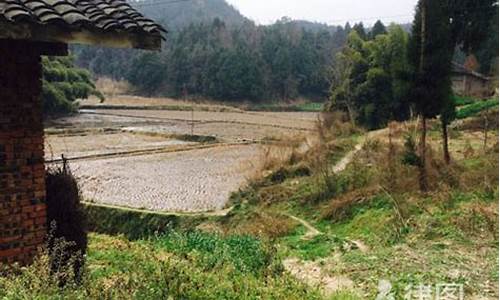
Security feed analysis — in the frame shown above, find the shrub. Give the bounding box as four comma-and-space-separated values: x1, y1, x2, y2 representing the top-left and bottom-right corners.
401, 133, 421, 166
268, 165, 311, 184
236, 213, 296, 238
42, 56, 104, 116
45, 160, 87, 283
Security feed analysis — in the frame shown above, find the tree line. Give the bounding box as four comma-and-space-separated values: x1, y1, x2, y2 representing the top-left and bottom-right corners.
328, 21, 411, 129
328, 0, 497, 191
74, 19, 360, 102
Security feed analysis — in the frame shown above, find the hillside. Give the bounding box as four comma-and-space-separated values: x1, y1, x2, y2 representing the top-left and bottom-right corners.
2, 108, 498, 299
131, 0, 248, 30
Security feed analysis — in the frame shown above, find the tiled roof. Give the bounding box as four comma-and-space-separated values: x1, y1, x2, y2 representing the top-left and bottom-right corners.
452, 62, 489, 81
0, 0, 165, 49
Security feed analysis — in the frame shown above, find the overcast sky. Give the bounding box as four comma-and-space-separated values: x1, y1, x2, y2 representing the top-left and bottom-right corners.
226, 0, 419, 26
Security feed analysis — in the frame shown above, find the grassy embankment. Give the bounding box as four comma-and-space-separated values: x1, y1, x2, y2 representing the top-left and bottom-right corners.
213, 108, 498, 298
1, 108, 498, 299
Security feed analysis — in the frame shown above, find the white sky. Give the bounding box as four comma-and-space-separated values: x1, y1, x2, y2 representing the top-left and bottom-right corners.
226, 0, 419, 26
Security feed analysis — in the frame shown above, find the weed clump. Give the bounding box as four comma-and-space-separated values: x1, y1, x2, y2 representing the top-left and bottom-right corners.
45, 160, 87, 284
229, 211, 297, 238
152, 231, 275, 274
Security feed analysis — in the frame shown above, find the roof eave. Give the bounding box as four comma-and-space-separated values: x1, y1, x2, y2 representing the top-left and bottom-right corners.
0, 21, 162, 51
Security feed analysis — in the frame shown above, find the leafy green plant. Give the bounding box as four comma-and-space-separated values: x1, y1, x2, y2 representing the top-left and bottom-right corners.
456, 98, 499, 119
152, 231, 273, 274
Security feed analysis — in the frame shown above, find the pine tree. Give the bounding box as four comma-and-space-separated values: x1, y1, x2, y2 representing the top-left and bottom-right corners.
352, 23, 367, 40
370, 20, 387, 39
408, 0, 454, 191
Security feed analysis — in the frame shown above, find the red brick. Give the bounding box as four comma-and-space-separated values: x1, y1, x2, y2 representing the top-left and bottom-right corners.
0, 43, 45, 265
0, 248, 22, 258
0, 235, 21, 244
22, 206, 34, 213
34, 217, 45, 225
22, 219, 34, 227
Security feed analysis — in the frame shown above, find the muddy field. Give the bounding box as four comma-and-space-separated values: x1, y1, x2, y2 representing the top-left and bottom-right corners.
45, 99, 318, 212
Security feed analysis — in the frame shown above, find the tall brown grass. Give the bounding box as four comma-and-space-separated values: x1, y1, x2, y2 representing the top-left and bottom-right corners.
95, 77, 131, 98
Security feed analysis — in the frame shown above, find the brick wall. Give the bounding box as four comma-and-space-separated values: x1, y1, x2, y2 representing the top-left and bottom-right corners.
0, 41, 46, 264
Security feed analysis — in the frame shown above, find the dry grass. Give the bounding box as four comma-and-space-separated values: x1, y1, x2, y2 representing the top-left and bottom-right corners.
95, 77, 131, 97
259, 135, 307, 171
455, 108, 499, 131
316, 111, 362, 140
226, 211, 297, 238
321, 186, 381, 221
258, 185, 295, 205
320, 113, 499, 225
454, 200, 499, 239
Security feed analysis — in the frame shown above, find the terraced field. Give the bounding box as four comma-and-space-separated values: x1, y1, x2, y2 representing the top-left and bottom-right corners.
45, 98, 318, 212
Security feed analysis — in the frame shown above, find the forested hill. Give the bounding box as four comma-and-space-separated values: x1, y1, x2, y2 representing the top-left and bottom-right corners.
71, 0, 410, 103
130, 0, 248, 30
73, 0, 353, 102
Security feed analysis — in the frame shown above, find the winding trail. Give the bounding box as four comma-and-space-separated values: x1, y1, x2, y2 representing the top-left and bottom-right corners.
285, 129, 387, 239
283, 129, 386, 295
286, 214, 322, 239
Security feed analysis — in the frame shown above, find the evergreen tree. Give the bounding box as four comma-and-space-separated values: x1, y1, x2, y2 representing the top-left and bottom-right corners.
42, 56, 103, 115
408, 0, 497, 177
370, 20, 387, 39
352, 23, 367, 40
408, 0, 454, 190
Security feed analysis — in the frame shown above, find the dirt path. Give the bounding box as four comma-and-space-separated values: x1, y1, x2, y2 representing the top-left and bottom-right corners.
283, 258, 354, 296
47, 141, 255, 163
333, 128, 387, 173
283, 130, 384, 295
286, 214, 322, 239
287, 129, 387, 238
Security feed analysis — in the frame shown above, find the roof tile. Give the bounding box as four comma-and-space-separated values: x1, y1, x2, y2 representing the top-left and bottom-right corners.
1, 0, 165, 37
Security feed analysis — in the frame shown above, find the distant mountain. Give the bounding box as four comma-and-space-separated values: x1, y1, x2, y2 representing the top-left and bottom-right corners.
129, 0, 249, 30
287, 20, 344, 34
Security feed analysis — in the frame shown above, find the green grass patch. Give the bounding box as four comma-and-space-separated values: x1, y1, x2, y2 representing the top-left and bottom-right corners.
329, 290, 363, 300
149, 231, 273, 274
281, 232, 345, 261
250, 102, 324, 112
0, 233, 321, 299
330, 208, 399, 247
